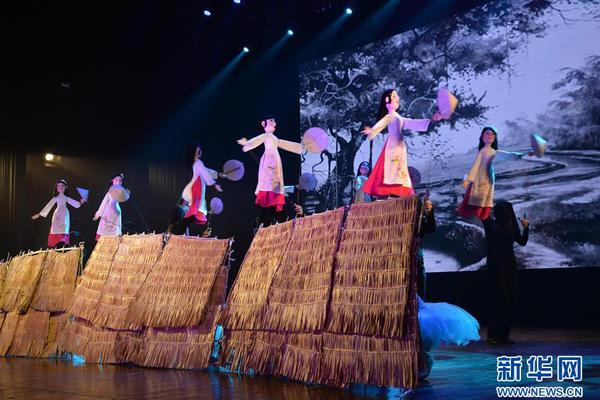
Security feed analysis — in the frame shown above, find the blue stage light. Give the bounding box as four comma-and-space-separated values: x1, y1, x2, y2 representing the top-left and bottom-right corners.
243, 46, 250, 53
345, 7, 353, 15
287, 29, 294, 36
233, 0, 241, 4
203, 10, 211, 16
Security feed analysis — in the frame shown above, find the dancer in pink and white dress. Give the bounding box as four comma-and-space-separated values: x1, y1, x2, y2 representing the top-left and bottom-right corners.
362, 89, 441, 198
237, 116, 301, 227
31, 179, 85, 247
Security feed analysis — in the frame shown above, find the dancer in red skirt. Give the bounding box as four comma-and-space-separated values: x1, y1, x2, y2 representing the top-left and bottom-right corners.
31, 179, 85, 247
362, 89, 441, 198
237, 116, 301, 227
181, 144, 222, 229
457, 127, 522, 220
457, 127, 498, 219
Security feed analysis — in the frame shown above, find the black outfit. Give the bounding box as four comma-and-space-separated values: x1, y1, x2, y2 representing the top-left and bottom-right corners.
483, 217, 529, 343
257, 188, 305, 229
416, 199, 436, 380
257, 206, 288, 228
167, 204, 189, 235
416, 200, 436, 299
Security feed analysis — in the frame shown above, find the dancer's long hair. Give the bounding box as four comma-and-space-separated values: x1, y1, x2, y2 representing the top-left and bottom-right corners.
52, 179, 69, 197
356, 161, 371, 178
478, 126, 499, 150
186, 142, 202, 168
107, 173, 125, 190
377, 89, 396, 121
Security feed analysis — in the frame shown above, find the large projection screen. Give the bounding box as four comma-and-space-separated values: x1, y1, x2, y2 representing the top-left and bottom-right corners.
299, 0, 600, 271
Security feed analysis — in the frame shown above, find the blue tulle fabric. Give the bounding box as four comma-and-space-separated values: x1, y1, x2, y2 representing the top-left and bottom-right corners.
418, 296, 480, 350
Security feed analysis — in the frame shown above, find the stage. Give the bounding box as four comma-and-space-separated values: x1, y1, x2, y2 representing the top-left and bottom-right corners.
1, 328, 597, 399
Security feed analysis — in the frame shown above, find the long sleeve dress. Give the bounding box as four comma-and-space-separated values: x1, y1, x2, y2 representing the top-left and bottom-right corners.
242, 132, 302, 211
37, 193, 81, 247
95, 192, 121, 238
457, 146, 496, 219
457, 147, 521, 220
182, 159, 218, 224
362, 111, 431, 197
483, 217, 529, 342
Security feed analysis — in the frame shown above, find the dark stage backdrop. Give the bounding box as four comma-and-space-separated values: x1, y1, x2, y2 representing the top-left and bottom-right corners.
299, 0, 600, 271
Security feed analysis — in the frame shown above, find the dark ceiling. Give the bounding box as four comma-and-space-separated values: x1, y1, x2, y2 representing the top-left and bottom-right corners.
5, 0, 488, 157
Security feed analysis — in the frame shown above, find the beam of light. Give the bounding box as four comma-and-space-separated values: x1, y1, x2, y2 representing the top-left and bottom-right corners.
203, 9, 211, 17
339, 0, 401, 49
142, 49, 248, 156
287, 29, 294, 36
243, 46, 250, 53
345, 7, 353, 15
294, 10, 352, 63
45, 153, 55, 161
232, 31, 293, 85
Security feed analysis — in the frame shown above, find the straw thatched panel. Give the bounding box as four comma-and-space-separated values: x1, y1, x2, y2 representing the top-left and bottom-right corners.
219, 221, 293, 331
92, 234, 163, 330
9, 310, 50, 357
0, 311, 19, 355
68, 236, 121, 321
264, 208, 345, 333
31, 248, 80, 312
127, 236, 229, 328
0, 253, 47, 313
326, 198, 419, 338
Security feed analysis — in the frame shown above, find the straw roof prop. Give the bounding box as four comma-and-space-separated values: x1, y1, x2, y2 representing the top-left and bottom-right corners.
322, 198, 420, 389
326, 198, 418, 338
219, 221, 294, 331
31, 248, 80, 312
0, 253, 47, 313
120, 264, 230, 369
276, 333, 324, 383
0, 312, 19, 355
127, 236, 230, 328
68, 236, 121, 321
43, 313, 69, 357
263, 208, 344, 334
92, 234, 163, 330
57, 317, 93, 357
83, 325, 123, 363
0, 262, 7, 300
9, 310, 50, 357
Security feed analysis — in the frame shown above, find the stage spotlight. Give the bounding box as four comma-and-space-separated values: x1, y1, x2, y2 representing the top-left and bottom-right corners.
287, 29, 294, 36
233, 0, 241, 3
345, 7, 353, 15
45, 153, 55, 161
243, 46, 250, 53
203, 9, 211, 16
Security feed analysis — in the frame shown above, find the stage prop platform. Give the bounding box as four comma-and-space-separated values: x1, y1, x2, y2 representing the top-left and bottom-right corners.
219, 197, 422, 389
2, 198, 423, 390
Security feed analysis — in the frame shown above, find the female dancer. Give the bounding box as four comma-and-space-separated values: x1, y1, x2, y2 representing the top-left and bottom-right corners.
31, 179, 85, 247
457, 126, 522, 219
362, 89, 441, 197
353, 161, 372, 204
181, 143, 222, 228
94, 173, 126, 239
237, 116, 301, 227
483, 201, 529, 344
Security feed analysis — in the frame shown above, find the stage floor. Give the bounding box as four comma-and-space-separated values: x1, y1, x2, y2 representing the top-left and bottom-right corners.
1, 328, 598, 400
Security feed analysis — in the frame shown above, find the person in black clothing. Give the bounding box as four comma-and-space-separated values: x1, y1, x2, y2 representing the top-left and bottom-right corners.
167, 198, 190, 235
416, 195, 436, 299
483, 200, 529, 345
